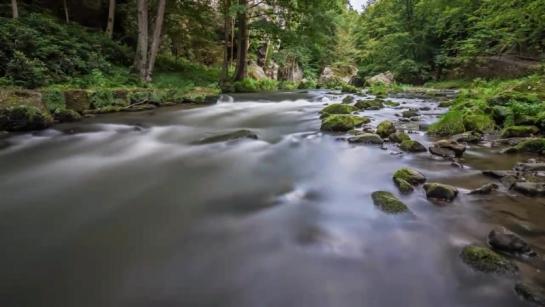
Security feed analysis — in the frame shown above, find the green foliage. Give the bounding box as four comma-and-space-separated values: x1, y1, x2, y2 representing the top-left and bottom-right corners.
429, 110, 466, 136
231, 78, 279, 93
0, 13, 131, 88
41, 89, 66, 113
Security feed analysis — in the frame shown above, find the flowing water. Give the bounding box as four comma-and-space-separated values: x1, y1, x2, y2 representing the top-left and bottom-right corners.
0, 90, 544, 307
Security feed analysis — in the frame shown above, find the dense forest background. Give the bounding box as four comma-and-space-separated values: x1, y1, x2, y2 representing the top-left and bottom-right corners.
1, 0, 543, 91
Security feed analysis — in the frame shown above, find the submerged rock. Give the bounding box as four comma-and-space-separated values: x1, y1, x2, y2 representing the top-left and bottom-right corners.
460, 245, 518, 275
468, 183, 499, 195
513, 182, 545, 197
488, 228, 536, 257
347, 133, 384, 145
423, 182, 458, 202
195, 130, 258, 144
400, 140, 427, 153
321, 115, 369, 132
482, 170, 517, 179
371, 191, 410, 214
376, 120, 396, 138
515, 282, 545, 306
389, 131, 411, 143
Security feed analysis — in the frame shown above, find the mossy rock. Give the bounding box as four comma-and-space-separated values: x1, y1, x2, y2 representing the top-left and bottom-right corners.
423, 182, 458, 202
400, 140, 427, 153
321, 115, 369, 132
394, 168, 426, 186
501, 125, 539, 138
508, 138, 545, 154
0, 105, 53, 131
460, 245, 518, 275
348, 133, 384, 145
320, 104, 357, 116
394, 177, 414, 193
376, 120, 396, 138
342, 96, 356, 104
389, 131, 411, 143
371, 191, 410, 214
515, 282, 545, 306
53, 109, 82, 122
355, 99, 384, 110
384, 100, 400, 107
402, 109, 419, 118
64, 90, 90, 112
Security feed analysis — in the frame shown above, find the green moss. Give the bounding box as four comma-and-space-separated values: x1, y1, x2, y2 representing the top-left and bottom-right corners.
389, 131, 411, 143
320, 104, 357, 116
321, 115, 369, 132
347, 133, 384, 144
53, 109, 82, 122
41, 89, 66, 112
371, 191, 410, 214
0, 105, 53, 131
463, 113, 495, 133
355, 99, 384, 110
429, 110, 466, 136
400, 140, 427, 152
393, 177, 414, 193
513, 138, 545, 153
500, 125, 540, 138
376, 120, 396, 138
460, 245, 518, 275
423, 182, 458, 201
341, 84, 360, 93
393, 168, 426, 185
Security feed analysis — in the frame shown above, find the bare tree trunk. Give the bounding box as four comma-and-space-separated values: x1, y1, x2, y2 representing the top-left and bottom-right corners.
221, 0, 231, 83
135, 0, 149, 81
145, 0, 166, 82
63, 0, 69, 23
106, 0, 116, 38
234, 0, 249, 81
11, 0, 18, 18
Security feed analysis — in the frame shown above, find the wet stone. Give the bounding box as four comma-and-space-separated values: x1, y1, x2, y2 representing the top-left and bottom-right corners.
513, 182, 545, 197
371, 191, 410, 214
488, 228, 537, 257
423, 182, 458, 202
468, 183, 499, 195
347, 133, 384, 145
515, 282, 545, 306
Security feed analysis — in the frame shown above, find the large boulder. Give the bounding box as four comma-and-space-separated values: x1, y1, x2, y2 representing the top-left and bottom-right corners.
321, 115, 369, 132
247, 61, 268, 80
319, 65, 358, 85
366, 71, 395, 85
371, 191, 410, 214
460, 245, 518, 275
376, 120, 396, 138
423, 182, 458, 202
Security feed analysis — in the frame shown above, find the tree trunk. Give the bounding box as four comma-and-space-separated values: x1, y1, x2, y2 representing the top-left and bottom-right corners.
234, 0, 249, 81
135, 0, 149, 81
145, 0, 166, 82
221, 0, 231, 83
106, 0, 116, 38
63, 0, 70, 23
11, 0, 18, 18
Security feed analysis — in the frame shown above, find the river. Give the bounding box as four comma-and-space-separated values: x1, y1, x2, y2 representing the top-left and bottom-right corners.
0, 90, 543, 306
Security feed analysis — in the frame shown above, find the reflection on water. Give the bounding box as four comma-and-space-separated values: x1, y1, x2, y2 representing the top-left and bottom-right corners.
0, 90, 542, 306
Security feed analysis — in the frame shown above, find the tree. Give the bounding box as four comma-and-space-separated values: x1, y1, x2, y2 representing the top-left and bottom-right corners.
233, 0, 249, 81
145, 0, 166, 82
106, 0, 116, 38
134, 0, 167, 82
63, 0, 70, 23
221, 0, 232, 83
135, 0, 149, 81
11, 0, 18, 18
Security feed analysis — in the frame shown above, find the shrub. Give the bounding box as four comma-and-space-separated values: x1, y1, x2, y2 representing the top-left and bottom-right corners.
41, 89, 66, 112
